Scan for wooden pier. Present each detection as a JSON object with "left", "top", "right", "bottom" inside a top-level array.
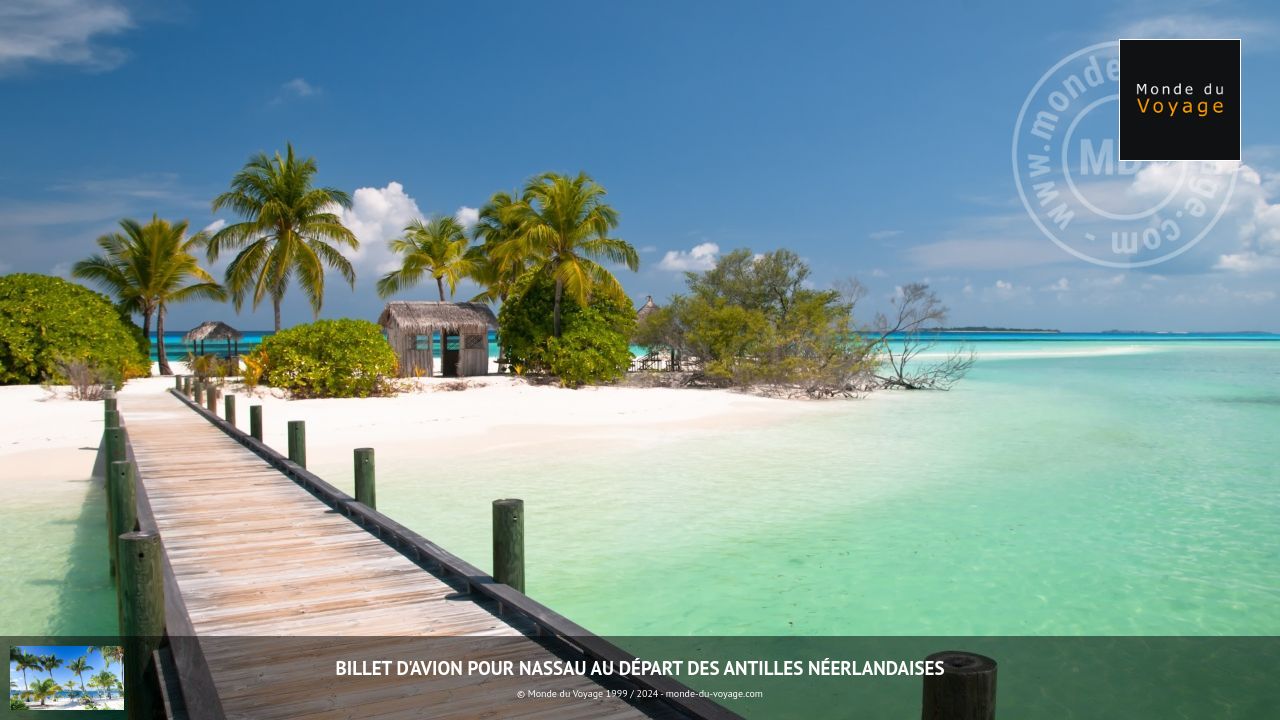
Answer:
[{"left": 111, "top": 388, "right": 742, "bottom": 720}]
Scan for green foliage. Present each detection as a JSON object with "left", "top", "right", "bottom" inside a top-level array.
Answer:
[
  {"left": 486, "top": 172, "right": 638, "bottom": 336},
  {"left": 72, "top": 215, "right": 226, "bottom": 374},
  {"left": 252, "top": 318, "right": 398, "bottom": 398},
  {"left": 208, "top": 143, "right": 359, "bottom": 330},
  {"left": 10, "top": 696, "right": 28, "bottom": 710},
  {"left": 641, "top": 249, "right": 876, "bottom": 396},
  {"left": 500, "top": 272, "right": 635, "bottom": 387},
  {"left": 377, "top": 216, "right": 480, "bottom": 300},
  {"left": 0, "top": 274, "right": 150, "bottom": 385}
]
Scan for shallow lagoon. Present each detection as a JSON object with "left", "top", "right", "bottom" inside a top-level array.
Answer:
[{"left": 5, "top": 337, "right": 1278, "bottom": 638}]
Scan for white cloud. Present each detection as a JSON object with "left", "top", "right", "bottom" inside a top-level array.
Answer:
[
  {"left": 1118, "top": 15, "right": 1273, "bottom": 41},
  {"left": 202, "top": 219, "right": 226, "bottom": 235},
  {"left": 454, "top": 206, "right": 479, "bottom": 229},
  {"left": 870, "top": 268, "right": 887, "bottom": 278},
  {"left": 282, "top": 77, "right": 317, "bottom": 97},
  {"left": 638, "top": 245, "right": 658, "bottom": 254},
  {"left": 988, "top": 280, "right": 1030, "bottom": 303},
  {"left": 1042, "top": 277, "right": 1070, "bottom": 292},
  {"left": 658, "top": 242, "right": 719, "bottom": 272},
  {"left": 869, "top": 229, "right": 903, "bottom": 242},
  {"left": 1084, "top": 274, "right": 1126, "bottom": 289},
  {"left": 337, "top": 182, "right": 424, "bottom": 274},
  {"left": 1215, "top": 252, "right": 1280, "bottom": 273},
  {"left": 272, "top": 78, "right": 320, "bottom": 105},
  {"left": 0, "top": 0, "right": 132, "bottom": 74}
]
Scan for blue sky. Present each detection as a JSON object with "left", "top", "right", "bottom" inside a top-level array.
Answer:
[
  {"left": 9, "top": 645, "right": 117, "bottom": 692},
  {"left": 2, "top": 0, "right": 1278, "bottom": 331}
]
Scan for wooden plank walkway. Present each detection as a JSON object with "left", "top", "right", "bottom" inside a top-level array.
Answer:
[{"left": 118, "top": 391, "right": 680, "bottom": 720}]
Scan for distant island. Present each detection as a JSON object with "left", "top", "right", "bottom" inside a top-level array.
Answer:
[
  {"left": 928, "top": 326, "right": 1060, "bottom": 333},
  {"left": 1099, "top": 329, "right": 1278, "bottom": 335}
]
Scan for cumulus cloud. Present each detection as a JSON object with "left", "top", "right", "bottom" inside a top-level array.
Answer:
[
  {"left": 202, "top": 219, "right": 226, "bottom": 235},
  {"left": 1215, "top": 252, "right": 1280, "bottom": 273},
  {"left": 0, "top": 0, "right": 132, "bottom": 74},
  {"left": 658, "top": 242, "right": 719, "bottom": 272},
  {"left": 454, "top": 206, "right": 479, "bottom": 229},
  {"left": 337, "top": 182, "right": 424, "bottom": 274}
]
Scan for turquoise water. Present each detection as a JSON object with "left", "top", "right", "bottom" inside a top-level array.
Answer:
[
  {"left": 340, "top": 336, "right": 1280, "bottom": 637},
  {"left": 6, "top": 336, "right": 1278, "bottom": 640},
  {"left": 146, "top": 330, "right": 507, "bottom": 361}
]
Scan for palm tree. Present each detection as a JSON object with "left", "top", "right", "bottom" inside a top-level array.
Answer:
[
  {"left": 494, "top": 172, "right": 638, "bottom": 336},
  {"left": 23, "top": 678, "right": 61, "bottom": 707},
  {"left": 96, "top": 646, "right": 122, "bottom": 676},
  {"left": 66, "top": 657, "right": 92, "bottom": 698},
  {"left": 376, "top": 216, "right": 479, "bottom": 301},
  {"left": 73, "top": 216, "right": 227, "bottom": 375},
  {"left": 469, "top": 191, "right": 531, "bottom": 304},
  {"left": 14, "top": 652, "right": 40, "bottom": 692},
  {"left": 39, "top": 654, "right": 61, "bottom": 682},
  {"left": 88, "top": 671, "right": 120, "bottom": 696},
  {"left": 207, "top": 143, "right": 359, "bottom": 331}
]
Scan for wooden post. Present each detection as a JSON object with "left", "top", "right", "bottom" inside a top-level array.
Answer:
[
  {"left": 287, "top": 420, "right": 306, "bottom": 467},
  {"left": 183, "top": 376, "right": 191, "bottom": 396},
  {"left": 922, "top": 651, "right": 997, "bottom": 720},
  {"left": 250, "top": 405, "right": 263, "bottom": 441},
  {"left": 354, "top": 448, "right": 376, "bottom": 509},
  {"left": 224, "top": 394, "right": 236, "bottom": 427},
  {"left": 104, "top": 395, "right": 117, "bottom": 425},
  {"left": 206, "top": 385, "right": 219, "bottom": 414},
  {"left": 492, "top": 498, "right": 525, "bottom": 593},
  {"left": 108, "top": 460, "right": 137, "bottom": 582},
  {"left": 104, "top": 425, "right": 125, "bottom": 479},
  {"left": 193, "top": 382, "right": 204, "bottom": 404},
  {"left": 117, "top": 530, "right": 163, "bottom": 720},
  {"left": 174, "top": 375, "right": 182, "bottom": 391}
]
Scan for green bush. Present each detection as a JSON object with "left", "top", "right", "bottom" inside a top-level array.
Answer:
[
  {"left": 252, "top": 318, "right": 398, "bottom": 398},
  {"left": 0, "top": 273, "right": 150, "bottom": 385},
  {"left": 10, "top": 696, "right": 29, "bottom": 711},
  {"left": 499, "top": 272, "right": 634, "bottom": 387}
]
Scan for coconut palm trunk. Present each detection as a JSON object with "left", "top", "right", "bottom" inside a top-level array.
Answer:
[
  {"left": 141, "top": 310, "right": 154, "bottom": 368},
  {"left": 156, "top": 308, "right": 171, "bottom": 375},
  {"left": 553, "top": 277, "right": 565, "bottom": 337}
]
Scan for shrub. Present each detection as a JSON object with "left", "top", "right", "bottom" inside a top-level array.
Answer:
[
  {"left": 639, "top": 250, "right": 879, "bottom": 396},
  {"left": 52, "top": 357, "right": 110, "bottom": 400},
  {"left": 499, "top": 272, "right": 634, "bottom": 387},
  {"left": 253, "top": 318, "right": 398, "bottom": 398},
  {"left": 0, "top": 273, "right": 150, "bottom": 385}
]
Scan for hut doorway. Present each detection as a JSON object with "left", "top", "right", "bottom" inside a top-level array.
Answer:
[{"left": 441, "top": 332, "right": 460, "bottom": 377}]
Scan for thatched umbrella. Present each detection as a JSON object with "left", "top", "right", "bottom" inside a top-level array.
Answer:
[
  {"left": 636, "top": 295, "right": 659, "bottom": 322},
  {"left": 183, "top": 321, "right": 243, "bottom": 358}
]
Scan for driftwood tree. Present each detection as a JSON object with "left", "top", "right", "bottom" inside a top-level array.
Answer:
[{"left": 870, "top": 282, "right": 974, "bottom": 390}]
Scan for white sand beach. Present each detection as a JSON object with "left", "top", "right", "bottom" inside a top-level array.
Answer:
[
  {"left": 1, "top": 363, "right": 824, "bottom": 485},
  {"left": 22, "top": 695, "right": 124, "bottom": 711}
]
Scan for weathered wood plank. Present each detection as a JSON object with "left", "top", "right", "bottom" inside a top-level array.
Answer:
[{"left": 116, "top": 392, "right": 694, "bottom": 720}]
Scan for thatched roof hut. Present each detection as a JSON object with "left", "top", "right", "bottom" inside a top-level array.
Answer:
[
  {"left": 377, "top": 301, "right": 497, "bottom": 378},
  {"left": 636, "top": 295, "right": 659, "bottom": 322},
  {"left": 184, "top": 321, "right": 243, "bottom": 343},
  {"left": 184, "top": 321, "right": 243, "bottom": 357}
]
